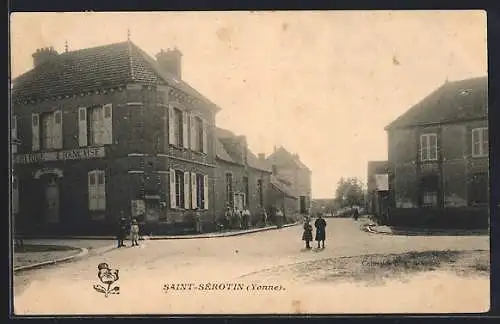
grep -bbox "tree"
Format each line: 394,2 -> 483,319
335,177 -> 366,208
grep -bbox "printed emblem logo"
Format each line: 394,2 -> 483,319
93,263 -> 120,297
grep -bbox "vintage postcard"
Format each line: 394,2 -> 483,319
10,10 -> 489,315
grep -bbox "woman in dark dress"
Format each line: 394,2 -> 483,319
314,215 -> 327,249
302,219 -> 313,249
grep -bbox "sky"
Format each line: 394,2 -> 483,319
10,11 -> 487,198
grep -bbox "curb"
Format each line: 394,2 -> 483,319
14,247 -> 89,273
363,224 -> 488,237
22,222 -> 301,241
146,222 -> 300,240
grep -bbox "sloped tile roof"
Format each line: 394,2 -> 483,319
267,146 -> 311,172
246,151 -> 272,173
12,41 -> 221,112
385,76 -> 488,130
215,138 -> 237,164
215,127 -> 271,172
270,175 -> 297,198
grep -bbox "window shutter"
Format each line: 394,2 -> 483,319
103,104 -> 113,145
54,110 -> 63,149
191,172 -> 197,209
78,107 -> 88,147
184,171 -> 191,209
203,174 -> 209,210
472,129 -> 480,156
190,114 -> 196,150
182,111 -> 189,148
430,134 -> 437,160
98,171 -> 106,210
202,119 -> 208,153
169,169 -> 176,208
168,106 -> 175,145
11,115 -> 17,139
32,113 -> 40,151
482,128 -> 488,156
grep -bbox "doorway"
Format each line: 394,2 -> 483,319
44,177 -> 60,223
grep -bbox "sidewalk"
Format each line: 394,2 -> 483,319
14,222 -> 300,272
21,222 -> 300,240
364,223 -> 488,236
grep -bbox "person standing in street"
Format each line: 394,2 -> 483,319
130,218 -> 140,247
353,207 -> 359,221
302,218 -> 313,249
314,214 -> 327,249
117,211 -> 127,248
276,208 -> 284,229
242,207 -> 251,229
224,206 -> 232,230
195,211 -> 203,233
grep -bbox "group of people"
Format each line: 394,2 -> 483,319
117,212 -> 140,248
223,206 -> 253,229
302,214 -> 327,249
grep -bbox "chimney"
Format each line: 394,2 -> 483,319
294,153 -> 300,160
258,153 -> 265,160
32,46 -> 59,68
156,47 -> 183,79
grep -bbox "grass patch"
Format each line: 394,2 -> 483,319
14,244 -> 77,253
248,250 -> 490,285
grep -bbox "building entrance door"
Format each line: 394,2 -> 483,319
45,177 -> 60,223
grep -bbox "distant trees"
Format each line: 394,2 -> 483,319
334,177 -> 366,208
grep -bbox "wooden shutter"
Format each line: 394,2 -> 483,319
78,107 -> 88,147
53,110 -> 63,149
190,113 -> 196,150
191,172 -> 197,209
204,174 -> 209,210
184,171 -> 191,209
97,171 -> 106,210
482,128 -> 488,156
32,113 -> 40,151
429,134 -> 437,160
103,103 -> 113,145
169,169 -> 176,208
202,120 -> 208,154
182,111 -> 189,148
11,115 -> 17,139
168,106 -> 175,145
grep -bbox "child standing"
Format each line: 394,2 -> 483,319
130,218 -> 140,247
302,219 -> 313,249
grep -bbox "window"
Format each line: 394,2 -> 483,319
420,174 -> 439,208
225,172 -> 233,207
469,172 -> 488,206
472,127 -> 488,157
420,133 -> 438,161
196,173 -> 205,209
88,170 -> 106,211
37,111 -> 62,150
174,108 -> 183,147
257,179 -> 264,207
175,170 -> 185,208
88,106 -> 105,145
196,117 -> 203,152
11,115 -> 17,154
422,191 -> 438,207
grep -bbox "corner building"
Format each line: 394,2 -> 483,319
12,42 -> 221,235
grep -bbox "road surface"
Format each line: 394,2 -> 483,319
13,218 -> 489,314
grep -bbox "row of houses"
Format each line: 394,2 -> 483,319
10,41 -> 311,236
367,76 -> 489,229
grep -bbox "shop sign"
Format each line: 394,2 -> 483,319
14,147 -> 105,164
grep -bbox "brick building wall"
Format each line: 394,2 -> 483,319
387,119 -> 489,228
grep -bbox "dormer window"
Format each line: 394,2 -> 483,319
459,89 -> 472,96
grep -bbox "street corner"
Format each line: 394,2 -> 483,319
13,245 -> 89,273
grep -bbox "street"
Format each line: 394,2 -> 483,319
13,218 -> 489,314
